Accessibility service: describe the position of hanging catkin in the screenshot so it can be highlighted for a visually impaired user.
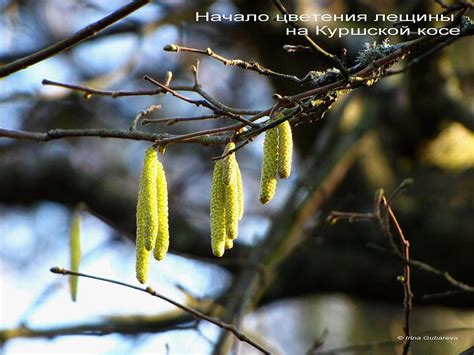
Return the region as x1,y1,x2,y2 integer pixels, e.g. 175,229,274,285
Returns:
69,210,81,302
222,142,237,186
225,237,233,250
277,119,293,179
210,160,226,257
136,147,159,251
135,146,158,284
136,228,151,284
223,143,239,240
154,159,169,261
235,160,244,221
259,119,279,204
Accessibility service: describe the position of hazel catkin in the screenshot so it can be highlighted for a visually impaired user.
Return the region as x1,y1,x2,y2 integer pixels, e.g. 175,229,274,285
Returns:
222,143,239,240
153,159,170,261
69,210,81,302
277,119,293,179
224,173,239,240
136,147,159,251
235,160,244,221
210,160,226,257
135,146,159,284
136,228,151,284
222,142,237,186
259,120,279,204
225,237,234,250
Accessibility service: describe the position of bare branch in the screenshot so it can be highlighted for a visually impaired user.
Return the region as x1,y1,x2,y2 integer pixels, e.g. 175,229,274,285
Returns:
142,114,223,126
2,7,470,156
0,314,194,343
49,267,271,355
329,179,474,353
381,197,413,355
367,244,474,293
0,0,151,78
0,127,227,146
163,44,304,83
311,327,474,355
271,0,348,76
42,79,195,97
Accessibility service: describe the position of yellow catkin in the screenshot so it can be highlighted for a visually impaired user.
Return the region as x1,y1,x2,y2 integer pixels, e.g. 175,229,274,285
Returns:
225,167,239,240
236,160,244,221
277,120,293,179
225,237,233,250
259,120,279,204
69,211,81,302
137,147,159,251
210,160,226,257
222,142,236,186
153,159,169,261
136,229,151,284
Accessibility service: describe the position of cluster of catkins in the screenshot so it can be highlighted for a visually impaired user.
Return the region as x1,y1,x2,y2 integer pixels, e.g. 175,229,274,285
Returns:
209,113,293,256
259,113,293,204
135,147,169,284
134,114,293,281
210,142,244,257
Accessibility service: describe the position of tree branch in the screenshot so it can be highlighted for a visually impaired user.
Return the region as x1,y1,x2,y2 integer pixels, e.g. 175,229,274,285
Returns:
142,114,223,126
367,244,474,293
163,44,304,83
49,267,271,355
0,127,226,145
310,327,474,355
0,313,193,343
382,197,413,355
271,0,348,76
0,0,151,78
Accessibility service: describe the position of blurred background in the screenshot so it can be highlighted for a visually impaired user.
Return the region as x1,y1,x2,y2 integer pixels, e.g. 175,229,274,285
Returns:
0,0,473,354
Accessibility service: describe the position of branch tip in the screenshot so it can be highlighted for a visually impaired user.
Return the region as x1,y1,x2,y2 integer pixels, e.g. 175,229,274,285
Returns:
163,44,179,52
50,266,65,274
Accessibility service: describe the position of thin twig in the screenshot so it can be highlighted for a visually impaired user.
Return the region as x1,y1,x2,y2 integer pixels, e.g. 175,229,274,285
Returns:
42,79,262,115
384,35,464,76
367,244,474,293
142,114,222,126
164,44,303,83
387,178,414,204
42,79,194,97
271,0,348,76
49,267,271,355
328,183,416,355
435,0,449,9
382,197,413,355
130,104,161,131
311,327,474,355
191,59,263,116
422,289,463,300
211,139,251,161
143,75,215,109
306,328,329,355
327,211,374,223
0,0,151,78
143,75,259,128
